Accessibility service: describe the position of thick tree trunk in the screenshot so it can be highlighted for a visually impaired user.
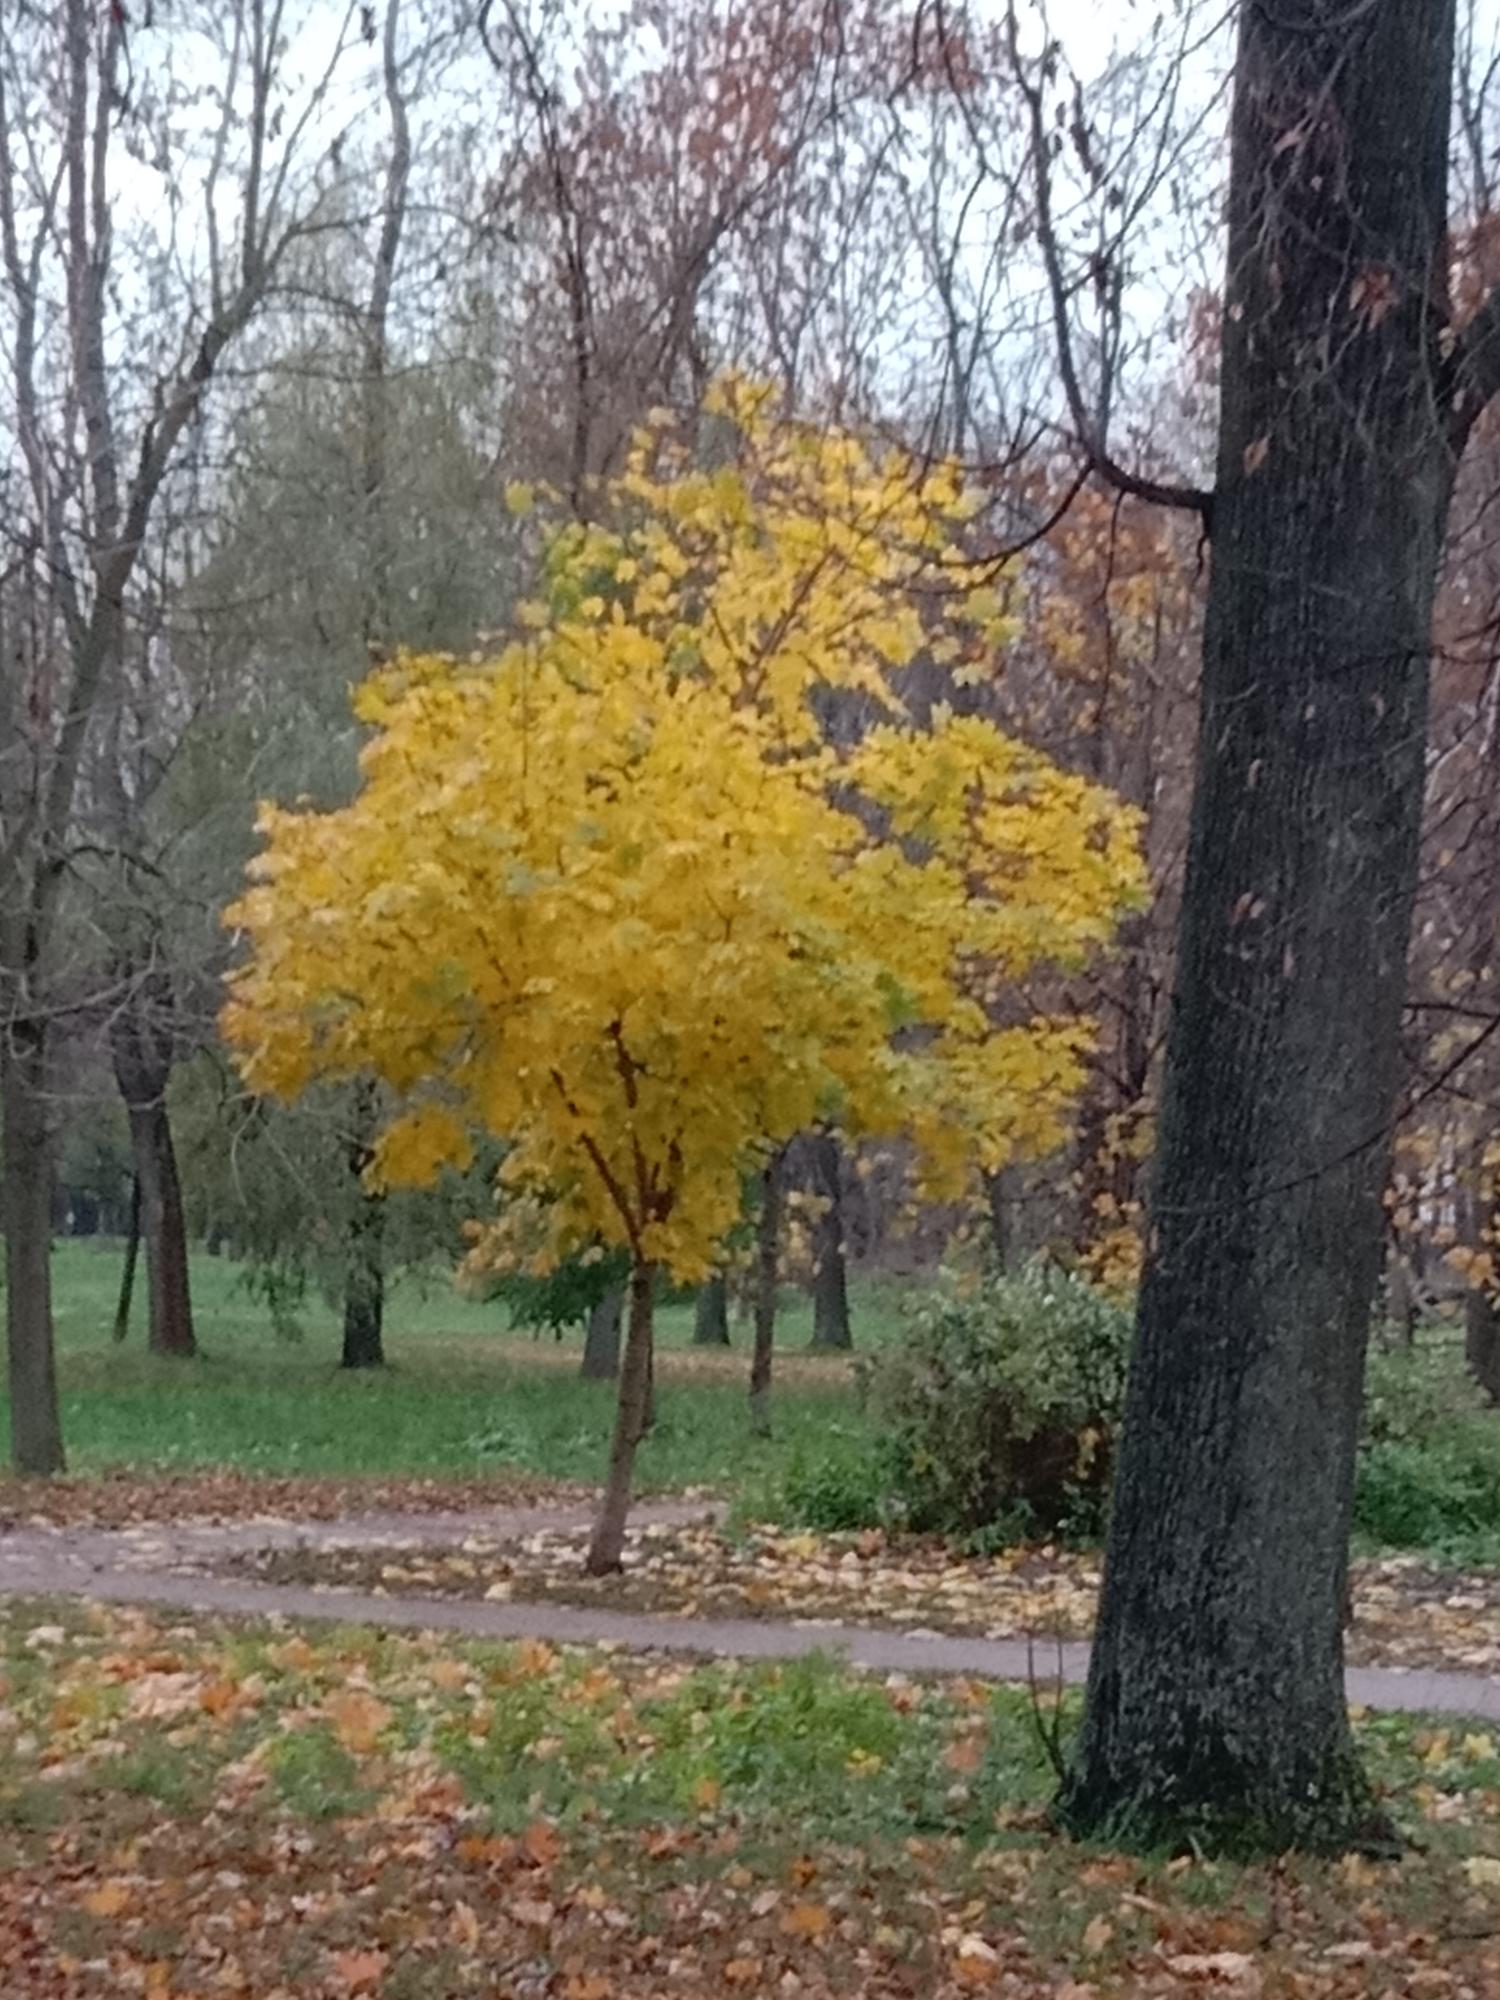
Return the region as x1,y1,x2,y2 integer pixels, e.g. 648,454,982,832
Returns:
749,1154,783,1438
1060,1,1456,1854
1466,1289,1500,1404
3,1021,65,1475
113,1174,140,1342
127,1104,196,1357
581,1284,624,1379
693,1273,731,1346
586,1259,655,1573
342,1085,386,1370
806,1132,852,1351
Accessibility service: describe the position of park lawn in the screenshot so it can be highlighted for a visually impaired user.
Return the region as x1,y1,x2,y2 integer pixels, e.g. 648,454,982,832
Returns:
1,1597,1499,1997
0,1241,891,1498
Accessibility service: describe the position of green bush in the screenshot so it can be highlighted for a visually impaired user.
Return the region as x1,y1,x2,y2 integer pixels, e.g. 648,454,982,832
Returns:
1351,1345,1500,1556
863,1265,1131,1541
776,1430,898,1533
1354,1438,1500,1554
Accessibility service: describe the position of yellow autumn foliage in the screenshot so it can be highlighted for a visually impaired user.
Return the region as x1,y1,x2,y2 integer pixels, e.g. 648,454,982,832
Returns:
223,380,1144,1280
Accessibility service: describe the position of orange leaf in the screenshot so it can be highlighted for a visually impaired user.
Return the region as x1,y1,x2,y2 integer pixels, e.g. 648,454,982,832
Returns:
781,1901,831,1940
326,1690,393,1754
80,1880,132,1920
691,1775,722,1810
724,1959,763,1986
522,1819,562,1869
953,1937,1001,1987
944,1732,985,1775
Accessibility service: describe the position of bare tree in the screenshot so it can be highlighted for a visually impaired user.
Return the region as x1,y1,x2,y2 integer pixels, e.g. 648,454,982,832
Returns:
0,0,370,1470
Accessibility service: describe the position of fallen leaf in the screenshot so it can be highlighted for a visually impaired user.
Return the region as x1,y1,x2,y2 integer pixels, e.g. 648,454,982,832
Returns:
522,1818,562,1868
1465,1855,1500,1887
325,1690,393,1754
329,1948,388,1992
953,1936,1000,1987
723,1960,762,1987
80,1880,133,1920
1166,1952,1257,1984
1082,1914,1114,1953
781,1900,831,1939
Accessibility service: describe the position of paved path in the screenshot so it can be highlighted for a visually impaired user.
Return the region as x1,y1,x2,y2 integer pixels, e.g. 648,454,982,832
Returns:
3,1500,1500,1720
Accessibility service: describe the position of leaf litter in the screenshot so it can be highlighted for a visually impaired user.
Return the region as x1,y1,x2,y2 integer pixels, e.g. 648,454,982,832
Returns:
2,1600,1500,1997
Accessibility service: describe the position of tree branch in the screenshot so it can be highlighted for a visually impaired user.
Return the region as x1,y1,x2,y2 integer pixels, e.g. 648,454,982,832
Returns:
1003,2,1211,523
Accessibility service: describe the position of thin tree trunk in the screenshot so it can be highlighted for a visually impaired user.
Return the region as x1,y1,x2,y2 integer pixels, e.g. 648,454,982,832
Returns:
581,1284,624,1379
692,1273,730,1346
342,1187,385,1369
113,1174,140,1342
1060,0,1456,1854
128,1104,196,1357
749,1153,783,1438
806,1132,852,1351
984,1167,1012,1274
342,1085,386,1370
111,972,196,1359
586,1258,655,1573
3,1020,64,1475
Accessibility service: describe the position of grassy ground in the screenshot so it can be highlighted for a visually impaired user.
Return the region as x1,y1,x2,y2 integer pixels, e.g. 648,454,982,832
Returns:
3,1240,891,1497
2,1596,1500,1998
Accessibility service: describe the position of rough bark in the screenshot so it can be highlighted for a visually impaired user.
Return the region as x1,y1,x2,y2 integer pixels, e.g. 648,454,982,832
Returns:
3,1019,64,1474
586,1259,655,1573
111,976,196,1359
805,1132,852,1351
341,1182,386,1370
693,1274,731,1346
128,1105,196,1357
113,1174,140,1342
1060,0,1456,1854
581,1284,624,1379
749,1154,784,1438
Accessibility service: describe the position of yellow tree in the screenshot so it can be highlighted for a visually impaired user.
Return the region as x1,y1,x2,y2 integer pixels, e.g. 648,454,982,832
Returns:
224,381,1143,1570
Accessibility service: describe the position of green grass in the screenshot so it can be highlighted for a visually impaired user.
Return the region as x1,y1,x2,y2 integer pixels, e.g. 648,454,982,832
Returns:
1,1238,894,1493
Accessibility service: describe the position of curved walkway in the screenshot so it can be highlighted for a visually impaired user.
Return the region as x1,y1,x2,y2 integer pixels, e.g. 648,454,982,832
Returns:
3,1499,1498,1721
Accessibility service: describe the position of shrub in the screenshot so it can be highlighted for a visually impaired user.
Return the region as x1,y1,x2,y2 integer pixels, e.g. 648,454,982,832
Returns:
864,1265,1132,1541
776,1430,897,1533
1352,1345,1500,1556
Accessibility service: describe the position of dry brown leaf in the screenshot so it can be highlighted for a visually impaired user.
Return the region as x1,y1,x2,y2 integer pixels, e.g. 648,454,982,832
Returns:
329,1948,388,1992
1081,1914,1114,1953
723,1958,763,1987
522,1818,562,1868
